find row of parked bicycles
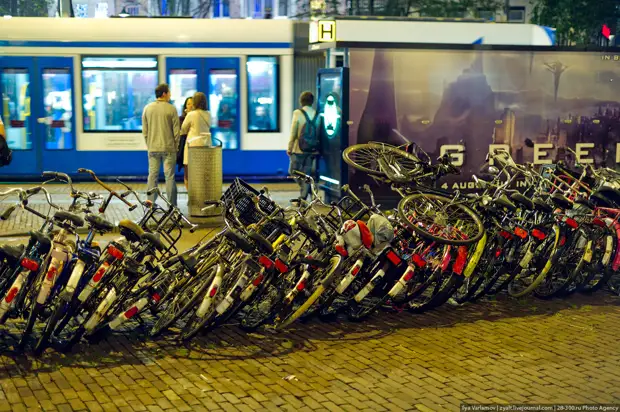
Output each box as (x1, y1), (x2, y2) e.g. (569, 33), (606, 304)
(1, 141), (620, 356)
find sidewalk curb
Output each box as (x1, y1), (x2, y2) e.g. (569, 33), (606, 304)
(0, 216), (224, 239)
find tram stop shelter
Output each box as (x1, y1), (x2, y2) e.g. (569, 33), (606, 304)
(306, 17), (620, 205)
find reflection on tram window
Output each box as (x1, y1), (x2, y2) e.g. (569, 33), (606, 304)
(209, 69), (238, 150)
(246, 56), (278, 132)
(81, 57), (158, 132)
(1, 68), (31, 150)
(43, 69), (73, 150)
(169, 69), (197, 116)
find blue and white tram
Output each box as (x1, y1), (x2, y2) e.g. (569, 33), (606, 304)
(0, 17), (295, 178)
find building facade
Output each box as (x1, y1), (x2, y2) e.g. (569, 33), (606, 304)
(61, 0), (534, 21)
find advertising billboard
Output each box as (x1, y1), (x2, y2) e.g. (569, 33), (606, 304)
(348, 49), (620, 193)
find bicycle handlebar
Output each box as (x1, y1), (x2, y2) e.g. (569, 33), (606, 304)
(0, 205), (17, 221)
(78, 168), (137, 211)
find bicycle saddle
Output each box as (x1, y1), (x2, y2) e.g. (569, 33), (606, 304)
(29, 231), (52, 253)
(140, 232), (166, 252)
(296, 217), (325, 249)
(574, 196), (596, 210)
(0, 244), (24, 264)
(85, 214), (115, 233)
(594, 186), (620, 207)
(532, 197), (554, 214)
(271, 217), (293, 236)
(494, 195), (517, 213)
(550, 193), (572, 210)
(510, 193), (534, 211)
(223, 229), (254, 254)
(589, 191), (615, 208)
(247, 230), (274, 255)
(53, 210), (85, 228)
(118, 219), (144, 243)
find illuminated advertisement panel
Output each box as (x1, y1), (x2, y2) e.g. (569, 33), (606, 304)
(348, 49), (620, 194)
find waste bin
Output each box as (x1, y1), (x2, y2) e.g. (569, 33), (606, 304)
(187, 133), (222, 217)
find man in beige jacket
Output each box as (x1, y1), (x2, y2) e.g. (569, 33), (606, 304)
(142, 83), (180, 206)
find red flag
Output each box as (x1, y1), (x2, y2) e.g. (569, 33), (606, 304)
(602, 24), (612, 39)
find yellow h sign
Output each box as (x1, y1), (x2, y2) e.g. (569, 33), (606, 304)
(309, 20), (336, 43)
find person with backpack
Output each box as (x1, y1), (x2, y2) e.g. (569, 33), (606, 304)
(288, 91), (320, 200)
(0, 117), (12, 168)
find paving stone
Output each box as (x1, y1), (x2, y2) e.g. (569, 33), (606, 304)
(1, 219), (620, 412)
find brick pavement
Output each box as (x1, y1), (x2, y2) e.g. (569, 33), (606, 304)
(0, 293), (619, 411)
(0, 182), (300, 237)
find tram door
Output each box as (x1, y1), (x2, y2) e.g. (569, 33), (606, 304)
(0, 57), (75, 176)
(166, 57), (240, 151)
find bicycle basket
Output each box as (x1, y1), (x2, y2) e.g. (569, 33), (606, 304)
(222, 178), (281, 237)
(324, 195), (370, 233)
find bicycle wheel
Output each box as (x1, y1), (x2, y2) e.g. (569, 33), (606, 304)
(533, 229), (589, 299)
(398, 193), (484, 246)
(507, 225), (561, 298)
(275, 255), (343, 329)
(150, 265), (217, 337)
(343, 142), (422, 177)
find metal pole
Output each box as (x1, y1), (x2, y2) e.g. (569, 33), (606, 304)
(57, 0), (75, 17)
(343, 48), (349, 67)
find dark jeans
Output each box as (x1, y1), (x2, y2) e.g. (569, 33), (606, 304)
(289, 153), (317, 200)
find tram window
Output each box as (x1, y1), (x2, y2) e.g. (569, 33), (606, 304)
(43, 69), (74, 150)
(169, 69), (197, 116)
(209, 69), (238, 150)
(246, 56), (279, 132)
(81, 56), (158, 132)
(0, 68), (32, 150)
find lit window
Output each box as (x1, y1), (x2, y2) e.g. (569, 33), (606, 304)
(1, 69), (32, 150)
(246, 56), (279, 132)
(82, 57), (158, 132)
(209, 69), (238, 149)
(477, 9), (494, 20)
(508, 6), (525, 22)
(43, 69), (74, 150)
(75, 4), (88, 17)
(169, 69), (197, 116)
(126, 5), (140, 15)
(213, 0), (230, 17)
(95, 2), (108, 17)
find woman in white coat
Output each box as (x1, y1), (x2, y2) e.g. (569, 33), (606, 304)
(181, 91), (211, 190)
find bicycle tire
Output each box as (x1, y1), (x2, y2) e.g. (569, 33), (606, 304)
(398, 193), (484, 246)
(343, 142), (422, 177)
(533, 230), (589, 299)
(150, 266), (217, 337)
(508, 225), (561, 298)
(275, 255), (342, 329)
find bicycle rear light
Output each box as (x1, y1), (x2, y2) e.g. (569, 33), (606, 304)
(275, 259), (288, 274)
(531, 229), (546, 240)
(252, 274), (265, 286)
(20, 257), (39, 272)
(565, 217), (579, 229)
(108, 245), (124, 260)
(499, 230), (513, 240)
(412, 254), (426, 268)
(335, 245), (348, 257)
(514, 227), (528, 239)
(258, 256), (274, 269)
(386, 250), (402, 266)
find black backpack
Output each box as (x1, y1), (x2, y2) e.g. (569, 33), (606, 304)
(298, 109), (320, 153)
(0, 134), (13, 167)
